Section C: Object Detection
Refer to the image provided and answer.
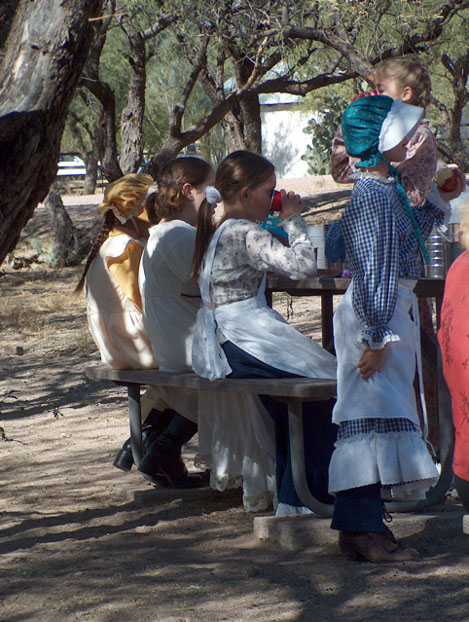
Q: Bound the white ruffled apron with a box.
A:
[192,219,337,381]
[329,279,438,499]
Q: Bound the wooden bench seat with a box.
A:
[86,367,337,517]
[86,366,453,516]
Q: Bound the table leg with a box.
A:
[321,294,335,354]
[128,382,144,466]
[287,400,334,518]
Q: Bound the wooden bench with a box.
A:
[86,366,453,517]
[86,367,337,517]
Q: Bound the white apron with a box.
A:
[192,219,337,381]
[329,279,438,498]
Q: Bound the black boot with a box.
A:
[138,414,207,488]
[112,409,176,472]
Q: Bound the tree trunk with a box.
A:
[448,57,469,173]
[44,184,78,266]
[83,152,99,195]
[0,1,18,57]
[0,0,104,265]
[229,56,263,153]
[222,112,247,152]
[434,52,469,173]
[239,93,262,154]
[44,183,102,266]
[79,6,122,183]
[118,17,146,174]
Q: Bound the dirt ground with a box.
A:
[1,182,468,622]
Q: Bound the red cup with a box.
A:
[270,190,282,213]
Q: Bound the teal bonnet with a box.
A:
[341,94,429,263]
[341,95,394,169]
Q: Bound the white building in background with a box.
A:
[261,92,316,178]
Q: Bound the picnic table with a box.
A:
[86,275,453,516]
[86,367,338,517]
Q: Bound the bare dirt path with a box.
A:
[0,189,468,622]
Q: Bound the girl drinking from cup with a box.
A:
[191,150,337,515]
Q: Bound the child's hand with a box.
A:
[358,346,386,380]
[279,190,302,220]
[438,169,467,202]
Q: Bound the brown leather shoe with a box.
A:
[339,531,420,563]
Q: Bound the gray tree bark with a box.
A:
[44,183,102,266]
[118,14,146,174]
[0,0,104,264]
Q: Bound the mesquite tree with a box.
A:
[0,0,103,264]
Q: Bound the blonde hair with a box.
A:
[192,151,275,279]
[375,57,432,108]
[74,173,153,295]
[147,157,212,223]
[98,173,153,223]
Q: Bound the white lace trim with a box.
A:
[243,492,274,513]
[363,332,401,350]
[381,479,436,501]
[211,473,244,492]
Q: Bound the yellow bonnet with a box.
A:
[98,173,154,224]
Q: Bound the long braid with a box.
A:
[74,211,116,295]
[385,159,430,263]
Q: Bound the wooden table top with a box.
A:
[266,275,445,297]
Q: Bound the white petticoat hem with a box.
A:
[328,430,439,499]
[194,454,275,513]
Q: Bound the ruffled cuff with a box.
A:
[282,214,309,237]
[360,325,401,350]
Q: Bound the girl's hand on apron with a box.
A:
[358,346,386,380]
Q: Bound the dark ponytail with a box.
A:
[192,198,217,280]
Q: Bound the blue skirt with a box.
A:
[222,340,336,509]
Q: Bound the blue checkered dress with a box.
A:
[342,176,443,347]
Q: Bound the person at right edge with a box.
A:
[329,94,465,562]
[438,206,469,521]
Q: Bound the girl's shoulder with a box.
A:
[407,122,436,151]
[353,175,394,197]
[100,232,142,258]
[348,177,397,216]
[146,220,195,254]
[220,218,258,238]
[149,220,195,239]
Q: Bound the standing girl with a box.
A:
[191,150,337,515]
[329,57,463,450]
[329,95,463,562]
